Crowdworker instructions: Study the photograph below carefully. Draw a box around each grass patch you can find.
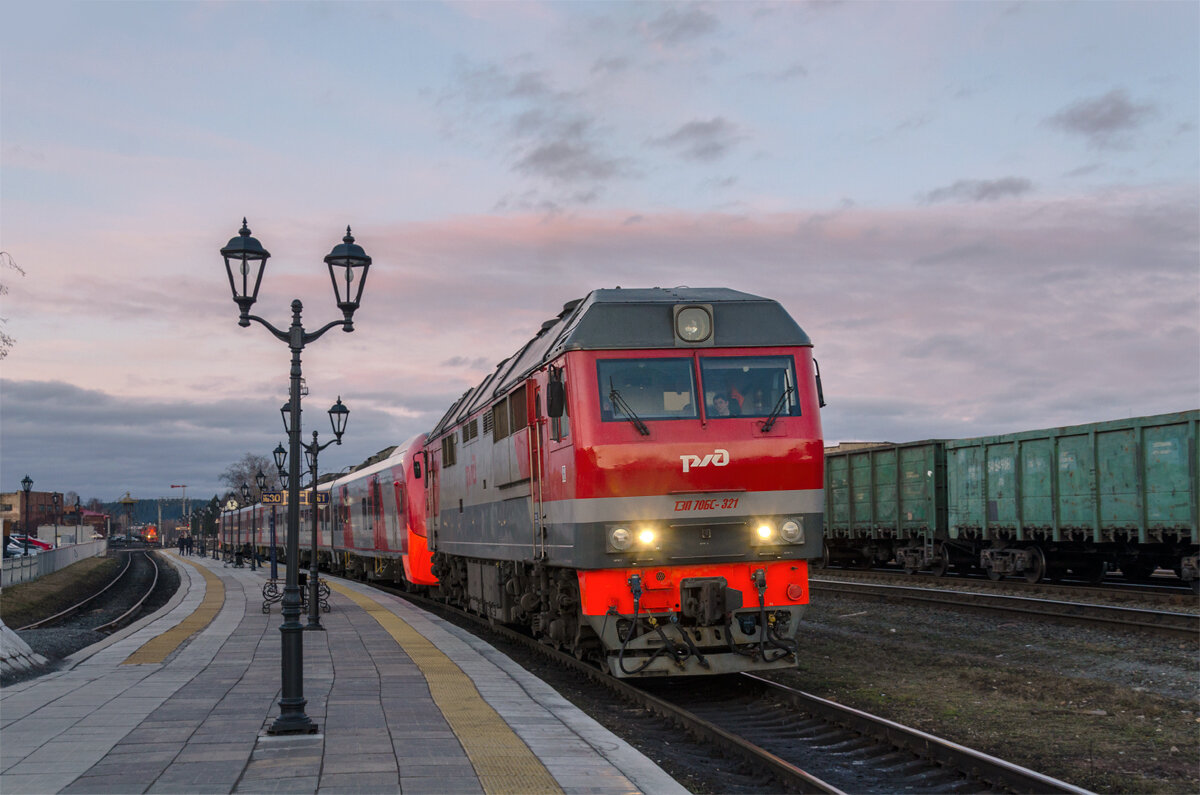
[1,557,120,629]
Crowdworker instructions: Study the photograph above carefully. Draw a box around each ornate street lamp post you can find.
[288,397,348,630]
[20,475,32,555]
[272,444,288,581]
[239,483,251,567]
[221,218,371,736]
[51,493,59,546]
[252,470,266,571]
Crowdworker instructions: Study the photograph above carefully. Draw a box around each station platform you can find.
[0,552,688,795]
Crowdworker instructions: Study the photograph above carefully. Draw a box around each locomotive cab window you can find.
[597,358,697,422]
[551,384,570,441]
[699,355,800,418]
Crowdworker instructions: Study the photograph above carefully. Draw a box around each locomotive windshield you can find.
[699,355,799,419]
[596,354,801,422]
[597,358,698,421]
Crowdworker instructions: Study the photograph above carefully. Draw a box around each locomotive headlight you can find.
[674,305,712,343]
[755,522,774,541]
[638,528,657,546]
[780,519,804,544]
[609,526,633,551]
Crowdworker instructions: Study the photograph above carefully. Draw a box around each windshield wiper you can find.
[609,382,650,435]
[760,386,794,432]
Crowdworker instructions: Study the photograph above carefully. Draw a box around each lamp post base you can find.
[267,712,319,735]
[304,622,325,632]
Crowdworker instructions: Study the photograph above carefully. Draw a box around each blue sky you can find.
[2,1,1197,501]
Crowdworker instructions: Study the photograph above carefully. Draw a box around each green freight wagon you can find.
[823,441,948,571]
[945,411,1199,585]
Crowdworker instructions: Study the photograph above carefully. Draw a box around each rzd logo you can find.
[680,448,730,473]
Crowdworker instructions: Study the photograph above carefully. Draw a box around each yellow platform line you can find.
[328,581,563,795]
[122,554,225,665]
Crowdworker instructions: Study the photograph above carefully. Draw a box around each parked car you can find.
[5,540,39,557]
[9,535,52,550]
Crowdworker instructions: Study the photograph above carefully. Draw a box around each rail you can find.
[810,577,1199,638]
[15,554,135,630]
[384,586,1089,793]
[95,552,161,634]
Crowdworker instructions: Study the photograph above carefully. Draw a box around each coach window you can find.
[596,358,697,422]
[698,355,800,418]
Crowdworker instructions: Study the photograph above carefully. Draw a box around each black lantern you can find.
[280,401,292,435]
[241,482,251,503]
[256,469,267,490]
[325,227,372,328]
[273,442,287,472]
[221,219,271,326]
[20,475,32,553]
[329,397,349,440]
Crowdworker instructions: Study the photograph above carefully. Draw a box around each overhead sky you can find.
[2,1,1197,502]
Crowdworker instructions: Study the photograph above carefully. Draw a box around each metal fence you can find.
[1,540,109,588]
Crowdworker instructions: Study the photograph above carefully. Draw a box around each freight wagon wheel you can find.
[1022,547,1046,584]
[929,544,951,577]
[985,563,1003,581]
[1078,561,1108,584]
[1120,561,1155,582]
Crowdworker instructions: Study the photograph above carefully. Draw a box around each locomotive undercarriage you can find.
[431,552,801,677]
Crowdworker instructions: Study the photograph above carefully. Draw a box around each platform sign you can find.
[259,490,326,505]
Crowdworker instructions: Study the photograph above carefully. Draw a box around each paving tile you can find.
[235,776,320,793]
[316,771,401,790]
[398,775,484,795]
[320,753,397,775]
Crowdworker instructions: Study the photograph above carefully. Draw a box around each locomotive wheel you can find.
[1023,547,1046,584]
[929,544,951,577]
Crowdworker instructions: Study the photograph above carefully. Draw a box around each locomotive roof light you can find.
[780,518,804,544]
[673,304,714,346]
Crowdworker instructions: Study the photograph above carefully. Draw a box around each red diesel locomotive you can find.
[235,287,826,678]
[421,287,826,676]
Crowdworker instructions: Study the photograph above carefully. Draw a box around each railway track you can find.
[384,586,1087,794]
[810,576,1199,639]
[16,550,162,634]
[814,565,1197,606]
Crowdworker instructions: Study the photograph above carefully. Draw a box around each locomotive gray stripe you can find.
[543,489,823,525]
